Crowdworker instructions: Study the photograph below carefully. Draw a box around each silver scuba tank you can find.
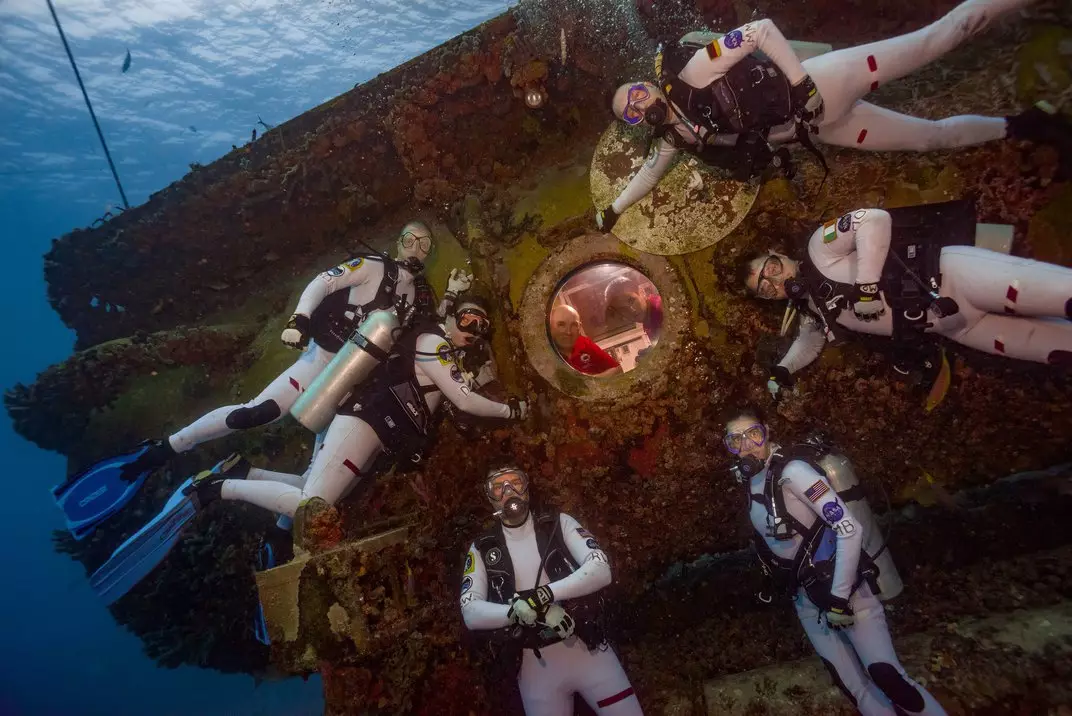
[289,309,401,433]
[815,450,904,601]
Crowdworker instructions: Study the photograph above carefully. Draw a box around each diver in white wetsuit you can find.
[193,298,528,518]
[460,467,643,716]
[723,405,945,716]
[740,206,1072,398]
[120,221,437,476]
[595,0,1071,231]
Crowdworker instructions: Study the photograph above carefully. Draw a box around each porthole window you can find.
[548,262,662,377]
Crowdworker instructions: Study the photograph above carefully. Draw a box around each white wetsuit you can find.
[461,513,642,716]
[167,256,416,453]
[749,450,945,716]
[778,208,1072,375]
[612,0,1029,213]
[220,328,512,517]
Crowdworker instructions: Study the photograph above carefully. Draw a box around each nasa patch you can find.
[345,257,364,271]
[585,538,601,550]
[326,266,345,278]
[486,547,502,566]
[723,30,744,49]
[822,501,845,522]
[450,364,464,383]
[837,213,852,233]
[461,576,473,594]
[436,342,453,365]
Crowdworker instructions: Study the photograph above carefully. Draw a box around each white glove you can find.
[537,604,576,641]
[824,610,856,630]
[508,594,540,626]
[767,380,781,400]
[446,268,473,297]
[280,314,311,349]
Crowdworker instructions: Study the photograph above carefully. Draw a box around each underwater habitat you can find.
[6,0,1072,713]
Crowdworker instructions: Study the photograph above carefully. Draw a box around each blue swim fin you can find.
[252,541,276,646]
[89,477,198,605]
[53,444,154,540]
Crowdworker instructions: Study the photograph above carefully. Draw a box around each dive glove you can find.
[852,282,885,321]
[509,585,554,625]
[445,268,473,299]
[537,604,576,641]
[824,596,855,630]
[281,314,311,349]
[767,365,793,401]
[790,75,824,126]
[508,397,529,421]
[596,206,620,232]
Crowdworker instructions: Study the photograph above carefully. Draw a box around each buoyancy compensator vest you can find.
[749,439,898,608]
[655,33,796,180]
[337,319,447,464]
[791,200,976,342]
[309,254,401,353]
[472,509,608,655]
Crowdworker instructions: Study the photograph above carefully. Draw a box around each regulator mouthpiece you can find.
[500,496,529,526]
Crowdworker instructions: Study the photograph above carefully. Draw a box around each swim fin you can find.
[252,540,277,646]
[53,443,155,541]
[89,477,199,605]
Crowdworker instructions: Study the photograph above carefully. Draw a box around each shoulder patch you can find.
[821,220,838,243]
[837,213,852,233]
[325,266,345,278]
[576,527,594,539]
[804,480,829,502]
[705,40,721,59]
[345,257,364,271]
[461,576,473,594]
[436,342,453,365]
[723,30,743,49]
[822,501,845,522]
[463,550,475,575]
[450,364,464,383]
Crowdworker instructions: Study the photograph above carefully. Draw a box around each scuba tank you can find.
[803,432,904,600]
[290,309,401,433]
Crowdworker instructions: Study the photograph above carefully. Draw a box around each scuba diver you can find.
[89,297,527,604]
[723,404,944,716]
[595,0,1072,232]
[460,466,642,716]
[53,222,435,541]
[741,205,1072,400]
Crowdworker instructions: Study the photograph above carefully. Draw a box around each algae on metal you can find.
[590,121,760,255]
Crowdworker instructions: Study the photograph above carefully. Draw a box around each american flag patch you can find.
[804,480,829,502]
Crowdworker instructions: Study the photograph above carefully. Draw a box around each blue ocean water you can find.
[0,1,511,713]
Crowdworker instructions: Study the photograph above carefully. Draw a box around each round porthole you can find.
[548,262,663,378]
[519,233,688,402]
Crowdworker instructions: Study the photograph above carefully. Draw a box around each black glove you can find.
[790,75,824,125]
[823,595,855,630]
[852,282,885,321]
[281,313,311,349]
[517,585,554,615]
[767,365,793,401]
[596,206,620,232]
[507,397,528,421]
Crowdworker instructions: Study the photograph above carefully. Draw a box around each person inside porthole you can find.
[548,263,662,376]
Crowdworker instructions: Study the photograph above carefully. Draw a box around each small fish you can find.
[251,128,257,142]
[256,115,274,131]
[560,27,567,65]
[188,126,198,133]
[121,49,131,73]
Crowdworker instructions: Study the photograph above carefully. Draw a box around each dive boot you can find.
[185,452,250,506]
[1006,101,1072,179]
[118,438,177,482]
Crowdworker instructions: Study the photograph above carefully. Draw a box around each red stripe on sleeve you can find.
[867,55,877,72]
[856,129,868,144]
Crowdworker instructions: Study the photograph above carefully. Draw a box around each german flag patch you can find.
[705,40,722,59]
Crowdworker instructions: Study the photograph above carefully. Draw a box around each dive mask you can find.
[400,229,433,254]
[456,307,491,338]
[486,467,530,525]
[723,423,767,455]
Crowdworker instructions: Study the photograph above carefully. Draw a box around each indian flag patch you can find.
[822,220,838,243]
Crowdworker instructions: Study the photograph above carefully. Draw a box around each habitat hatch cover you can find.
[589,120,760,256]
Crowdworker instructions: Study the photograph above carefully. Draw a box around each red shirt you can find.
[567,335,620,375]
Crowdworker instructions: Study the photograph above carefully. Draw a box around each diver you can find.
[595,0,1072,232]
[723,404,945,716]
[460,466,643,716]
[88,297,528,604]
[133,221,436,470]
[54,222,441,542]
[741,206,1072,399]
[549,304,623,377]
